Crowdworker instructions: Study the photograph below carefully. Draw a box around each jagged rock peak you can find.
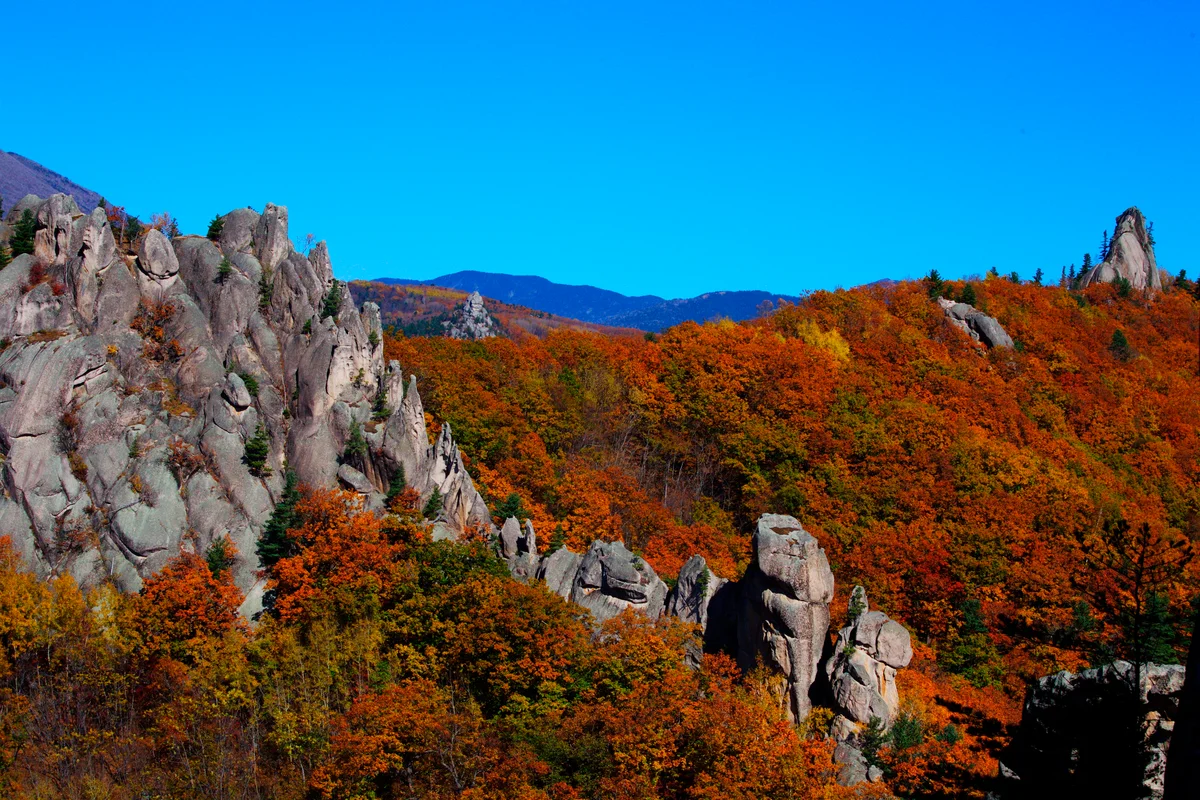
[1079,206,1163,291]
[444,290,500,340]
[0,195,493,616]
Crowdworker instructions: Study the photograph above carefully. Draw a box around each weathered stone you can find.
[1078,207,1163,291]
[826,587,912,725]
[570,539,669,624]
[737,514,834,722]
[444,291,500,339]
[938,297,1015,349]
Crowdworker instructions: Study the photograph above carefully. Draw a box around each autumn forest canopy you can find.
[2,268,1199,798]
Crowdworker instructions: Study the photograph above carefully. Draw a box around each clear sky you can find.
[5,1,1197,298]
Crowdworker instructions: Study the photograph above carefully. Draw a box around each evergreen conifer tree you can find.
[1110,329,1132,360]
[924,269,946,299]
[0,244,10,270]
[386,464,407,503]
[1101,230,1110,261]
[258,267,273,309]
[422,486,443,519]
[343,419,367,462]
[216,256,234,283]
[1032,268,1044,286]
[257,470,301,569]
[207,214,225,241]
[1069,263,1077,282]
[372,386,390,421]
[10,209,37,257]
[958,283,977,306]
[321,282,342,319]
[243,423,271,476]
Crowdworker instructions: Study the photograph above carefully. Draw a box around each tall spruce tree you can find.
[422,486,443,519]
[243,423,271,476]
[257,470,301,569]
[10,209,37,256]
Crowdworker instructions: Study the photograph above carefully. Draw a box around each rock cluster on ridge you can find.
[1078,207,1165,291]
[500,512,899,727]
[0,195,492,613]
[937,297,1015,348]
[825,586,913,726]
[444,290,500,340]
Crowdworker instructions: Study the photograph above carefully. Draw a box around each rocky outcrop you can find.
[444,291,500,340]
[1002,661,1186,800]
[0,194,492,615]
[826,586,913,726]
[937,297,1014,348]
[736,514,835,722]
[1078,207,1164,291]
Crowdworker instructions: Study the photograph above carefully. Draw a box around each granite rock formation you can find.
[826,586,913,726]
[0,195,492,614]
[444,290,500,340]
[937,297,1015,349]
[1078,207,1164,291]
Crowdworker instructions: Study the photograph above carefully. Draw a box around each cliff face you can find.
[0,195,491,614]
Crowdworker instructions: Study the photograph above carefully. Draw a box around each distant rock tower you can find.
[1078,207,1164,291]
[444,290,500,340]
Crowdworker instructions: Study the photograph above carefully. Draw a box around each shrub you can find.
[237,371,259,398]
[167,439,206,484]
[0,244,11,270]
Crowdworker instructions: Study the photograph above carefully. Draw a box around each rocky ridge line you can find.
[0,195,492,614]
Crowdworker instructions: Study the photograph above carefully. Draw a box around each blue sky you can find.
[5,1,1197,298]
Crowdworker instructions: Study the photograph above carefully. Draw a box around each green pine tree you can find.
[1032,268,1044,286]
[205,536,235,578]
[216,256,234,284]
[493,492,529,522]
[10,209,37,257]
[126,216,143,244]
[257,470,301,570]
[958,282,977,306]
[258,267,273,309]
[0,244,11,270]
[1109,329,1132,361]
[925,269,946,299]
[372,386,390,421]
[321,282,342,319]
[547,524,567,554]
[207,214,225,241]
[342,419,367,462]
[422,486,444,519]
[243,423,271,476]
[386,464,407,503]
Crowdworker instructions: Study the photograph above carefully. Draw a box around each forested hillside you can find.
[385,275,1200,692]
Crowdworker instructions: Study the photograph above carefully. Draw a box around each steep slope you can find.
[0,149,103,215]
[0,194,491,613]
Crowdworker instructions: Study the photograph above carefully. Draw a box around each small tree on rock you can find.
[422,486,443,519]
[386,464,407,504]
[925,269,945,299]
[216,256,234,284]
[958,283,977,306]
[207,215,225,241]
[243,423,271,476]
[342,419,367,462]
[10,209,37,257]
[321,282,342,320]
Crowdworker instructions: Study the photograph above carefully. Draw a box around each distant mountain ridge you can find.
[378,270,800,331]
[0,149,102,215]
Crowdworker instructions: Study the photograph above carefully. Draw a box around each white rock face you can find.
[0,195,493,614]
[1078,207,1163,291]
